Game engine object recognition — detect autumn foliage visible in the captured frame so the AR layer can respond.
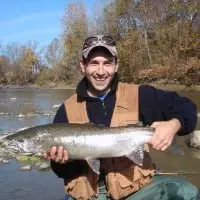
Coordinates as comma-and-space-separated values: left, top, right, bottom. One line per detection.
0, 0, 199, 86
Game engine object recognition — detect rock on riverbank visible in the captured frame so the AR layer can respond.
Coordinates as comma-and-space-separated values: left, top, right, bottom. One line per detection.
187, 130, 200, 149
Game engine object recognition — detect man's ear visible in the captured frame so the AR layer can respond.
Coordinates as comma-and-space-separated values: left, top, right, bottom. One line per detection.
80, 60, 86, 74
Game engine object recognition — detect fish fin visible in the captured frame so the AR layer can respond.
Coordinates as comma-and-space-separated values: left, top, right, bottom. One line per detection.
125, 145, 144, 166
86, 158, 100, 174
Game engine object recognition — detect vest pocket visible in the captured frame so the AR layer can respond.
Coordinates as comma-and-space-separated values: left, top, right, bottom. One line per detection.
106, 163, 153, 200
136, 167, 154, 188
64, 173, 99, 200
106, 163, 136, 200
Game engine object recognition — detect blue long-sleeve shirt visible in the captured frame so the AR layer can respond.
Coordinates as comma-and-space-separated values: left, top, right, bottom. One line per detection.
51, 75, 197, 179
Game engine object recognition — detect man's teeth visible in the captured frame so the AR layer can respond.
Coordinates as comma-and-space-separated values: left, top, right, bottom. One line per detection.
96, 78, 106, 81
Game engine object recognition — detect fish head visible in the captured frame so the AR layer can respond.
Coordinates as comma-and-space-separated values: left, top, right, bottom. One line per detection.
1, 137, 42, 155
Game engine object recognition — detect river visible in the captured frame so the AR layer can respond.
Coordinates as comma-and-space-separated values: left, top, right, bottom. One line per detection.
0, 87, 200, 200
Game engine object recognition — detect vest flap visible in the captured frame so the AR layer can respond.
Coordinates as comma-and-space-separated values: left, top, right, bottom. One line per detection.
110, 83, 139, 127
64, 93, 89, 123
133, 166, 154, 182
116, 173, 133, 188
65, 178, 78, 190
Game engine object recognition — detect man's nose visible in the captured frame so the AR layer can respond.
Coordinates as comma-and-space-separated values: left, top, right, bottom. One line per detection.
96, 64, 105, 75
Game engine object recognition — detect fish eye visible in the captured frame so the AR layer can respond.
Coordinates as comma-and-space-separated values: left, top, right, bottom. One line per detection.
17, 138, 24, 143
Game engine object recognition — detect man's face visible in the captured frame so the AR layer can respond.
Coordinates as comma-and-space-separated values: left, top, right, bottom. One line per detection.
80, 48, 118, 96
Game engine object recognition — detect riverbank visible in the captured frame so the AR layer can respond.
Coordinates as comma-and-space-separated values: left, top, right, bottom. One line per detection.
47, 82, 200, 91
150, 83, 200, 92
0, 82, 76, 90
1, 82, 200, 91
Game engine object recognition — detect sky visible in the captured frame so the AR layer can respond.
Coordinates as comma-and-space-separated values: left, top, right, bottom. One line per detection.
0, 0, 96, 47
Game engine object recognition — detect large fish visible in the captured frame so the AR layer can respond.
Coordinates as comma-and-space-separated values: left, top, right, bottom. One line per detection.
0, 123, 155, 174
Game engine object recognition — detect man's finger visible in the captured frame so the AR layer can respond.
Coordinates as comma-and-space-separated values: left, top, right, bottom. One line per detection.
149, 133, 161, 148
63, 149, 68, 162
161, 145, 169, 151
153, 141, 162, 150
155, 140, 170, 151
50, 146, 57, 160
56, 146, 64, 162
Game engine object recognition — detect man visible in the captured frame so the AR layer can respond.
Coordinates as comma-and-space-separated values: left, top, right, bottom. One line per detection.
44, 35, 198, 199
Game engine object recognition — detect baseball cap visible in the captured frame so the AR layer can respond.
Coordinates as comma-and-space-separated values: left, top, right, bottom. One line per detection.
82, 35, 117, 59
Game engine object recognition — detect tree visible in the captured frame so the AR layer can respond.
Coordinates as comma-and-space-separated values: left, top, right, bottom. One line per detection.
0, 55, 10, 83
4, 42, 22, 83
3, 41, 41, 84
89, 0, 111, 35
117, 29, 147, 82
102, 0, 137, 39
61, 0, 88, 82
45, 38, 64, 81
20, 46, 39, 83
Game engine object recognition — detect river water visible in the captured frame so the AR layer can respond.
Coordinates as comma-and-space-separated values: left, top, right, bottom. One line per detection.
0, 88, 199, 200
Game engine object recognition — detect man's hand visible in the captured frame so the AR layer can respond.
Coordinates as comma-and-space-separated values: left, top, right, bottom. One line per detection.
148, 118, 181, 151
43, 146, 69, 164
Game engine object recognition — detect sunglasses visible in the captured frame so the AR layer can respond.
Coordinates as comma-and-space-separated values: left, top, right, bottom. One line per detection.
83, 36, 116, 50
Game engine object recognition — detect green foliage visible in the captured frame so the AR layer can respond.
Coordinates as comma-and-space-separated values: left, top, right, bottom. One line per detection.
35, 69, 53, 86
17, 155, 41, 164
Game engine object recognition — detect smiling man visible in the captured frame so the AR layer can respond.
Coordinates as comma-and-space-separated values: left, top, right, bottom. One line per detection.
80, 47, 118, 97
44, 35, 198, 200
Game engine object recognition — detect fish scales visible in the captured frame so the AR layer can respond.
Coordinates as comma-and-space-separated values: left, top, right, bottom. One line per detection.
3, 123, 154, 158
1, 123, 154, 174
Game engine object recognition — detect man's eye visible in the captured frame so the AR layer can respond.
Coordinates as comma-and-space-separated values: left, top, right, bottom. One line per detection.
90, 62, 98, 65
105, 62, 113, 66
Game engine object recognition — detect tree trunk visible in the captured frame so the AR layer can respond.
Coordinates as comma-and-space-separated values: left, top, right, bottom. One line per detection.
144, 27, 153, 66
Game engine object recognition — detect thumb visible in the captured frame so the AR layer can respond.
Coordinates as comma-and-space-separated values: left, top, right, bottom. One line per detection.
151, 121, 160, 128
148, 137, 153, 145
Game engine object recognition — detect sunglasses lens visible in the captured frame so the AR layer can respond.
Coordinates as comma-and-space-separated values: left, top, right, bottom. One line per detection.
102, 36, 115, 45
85, 37, 98, 45
83, 36, 115, 50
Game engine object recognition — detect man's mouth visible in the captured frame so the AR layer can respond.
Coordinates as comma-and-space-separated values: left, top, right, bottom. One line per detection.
95, 78, 107, 82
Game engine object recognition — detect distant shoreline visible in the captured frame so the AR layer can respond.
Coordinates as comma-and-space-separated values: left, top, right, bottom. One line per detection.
0, 83, 76, 90
1, 83, 200, 91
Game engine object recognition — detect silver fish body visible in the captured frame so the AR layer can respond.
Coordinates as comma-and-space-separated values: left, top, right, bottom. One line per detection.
1, 123, 154, 173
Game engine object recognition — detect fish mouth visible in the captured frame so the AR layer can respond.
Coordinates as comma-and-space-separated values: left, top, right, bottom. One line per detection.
7, 144, 37, 156
2, 140, 29, 154
18, 152, 36, 156
6, 142, 25, 153
1, 141, 38, 158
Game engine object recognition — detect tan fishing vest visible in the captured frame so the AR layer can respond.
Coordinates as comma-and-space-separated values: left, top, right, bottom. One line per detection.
63, 82, 155, 200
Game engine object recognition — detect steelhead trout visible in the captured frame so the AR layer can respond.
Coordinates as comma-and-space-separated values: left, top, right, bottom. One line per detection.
0, 123, 154, 174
